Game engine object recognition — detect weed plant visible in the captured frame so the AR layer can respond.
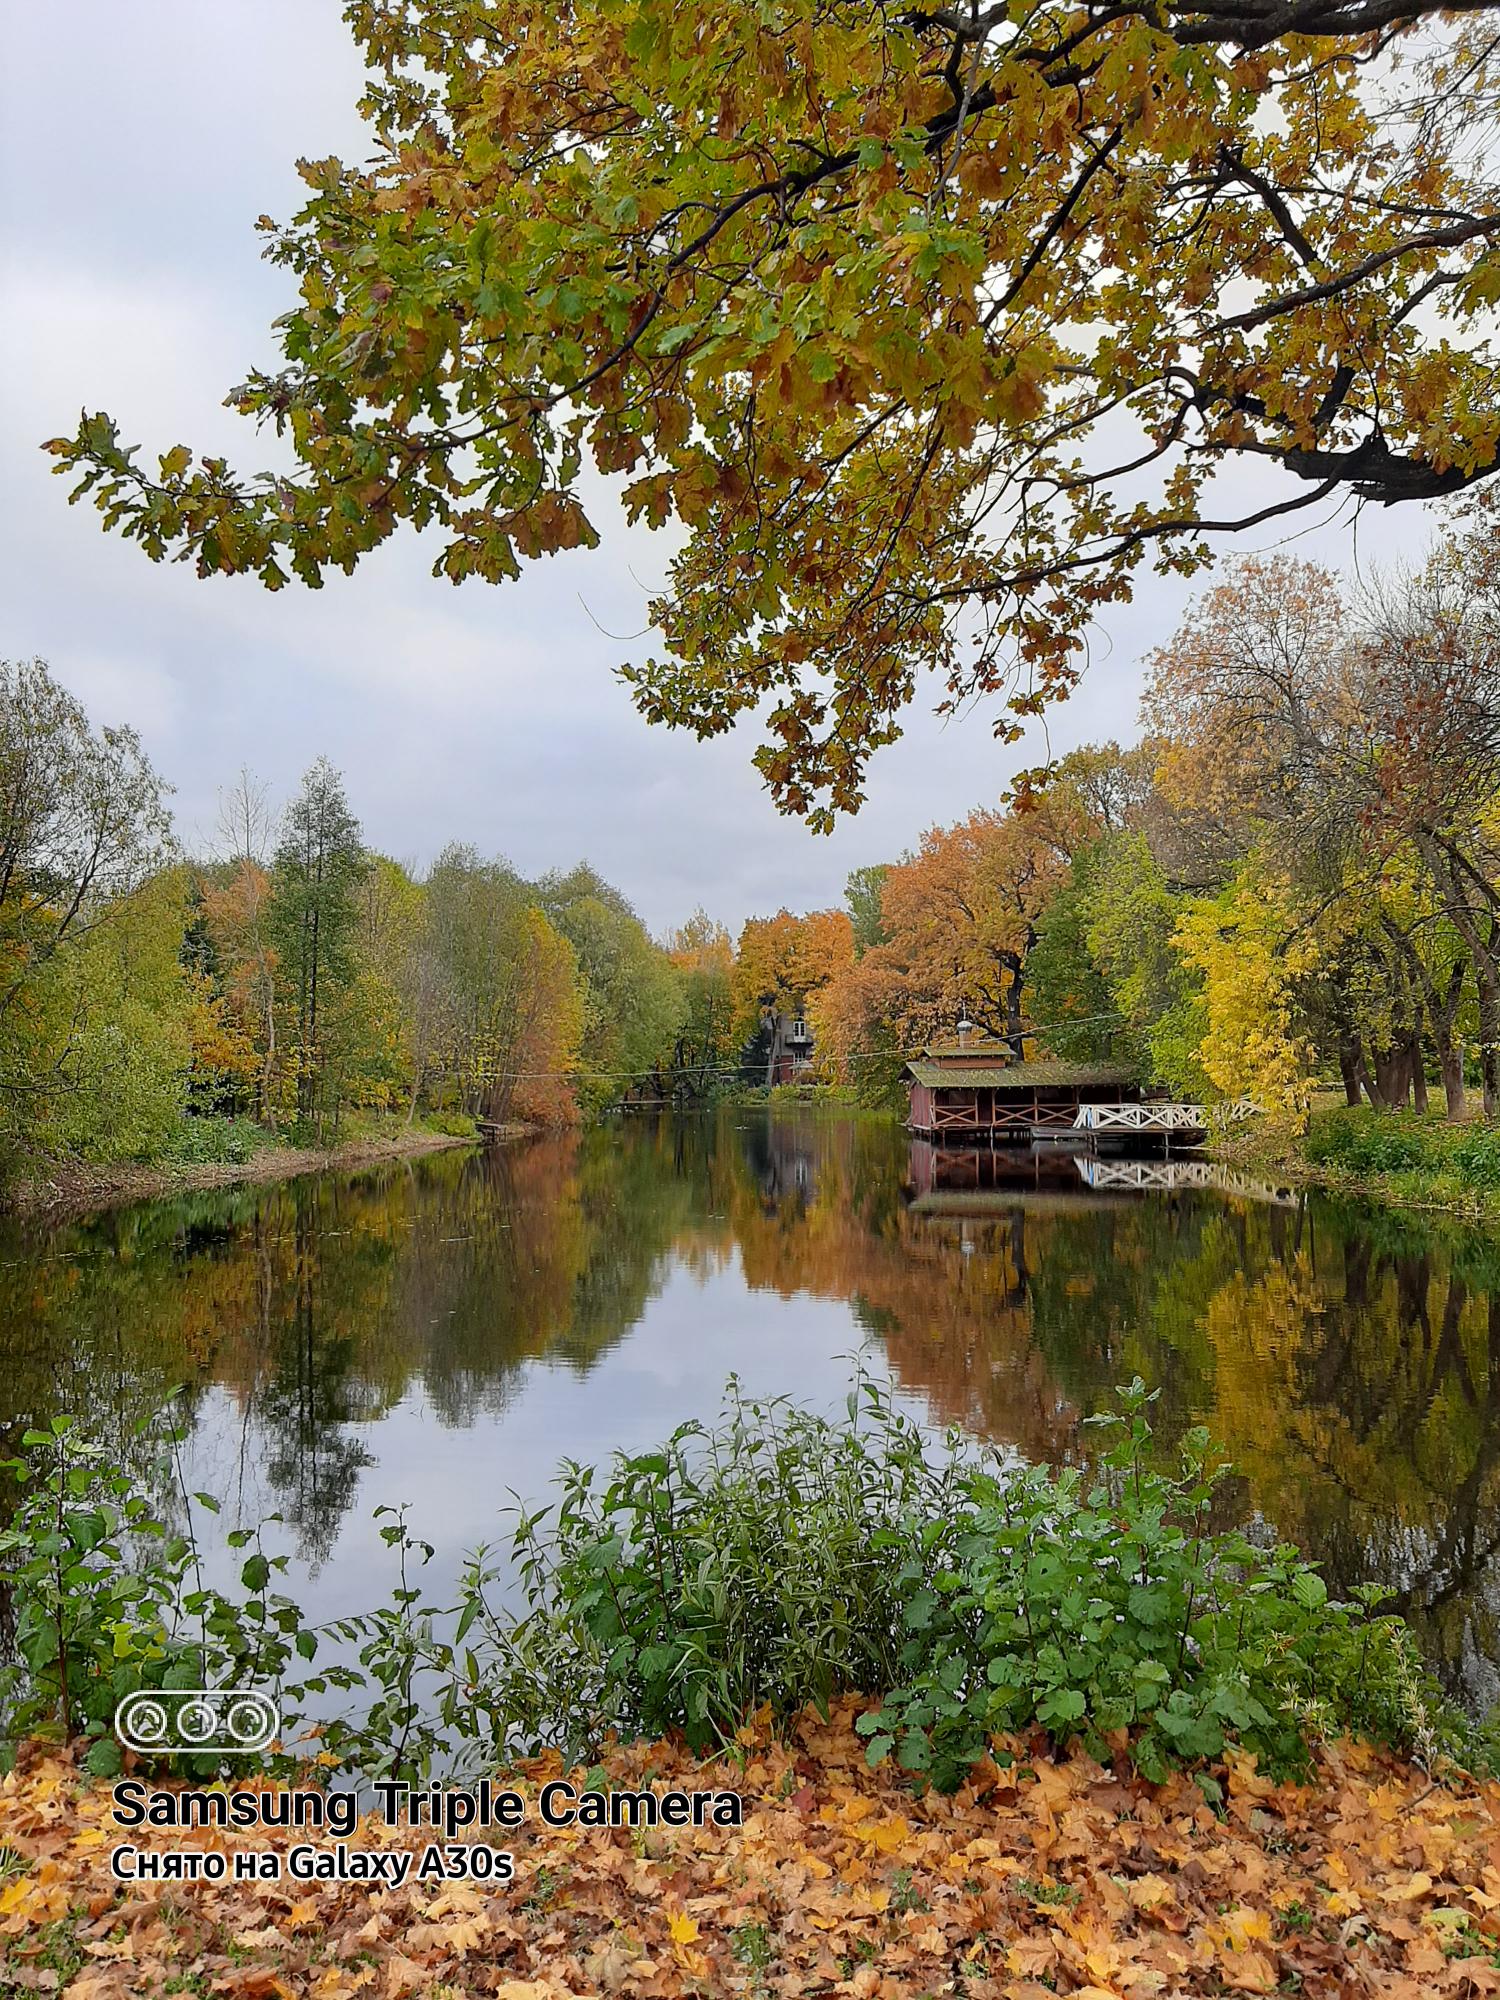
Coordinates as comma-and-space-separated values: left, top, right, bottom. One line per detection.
1, 1380, 1490, 1791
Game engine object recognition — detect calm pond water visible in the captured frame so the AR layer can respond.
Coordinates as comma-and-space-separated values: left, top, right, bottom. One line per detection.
4, 1109, 1500, 1710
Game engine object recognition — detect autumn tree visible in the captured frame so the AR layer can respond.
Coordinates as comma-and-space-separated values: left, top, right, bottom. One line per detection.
267, 759, 368, 1132
422, 847, 584, 1125
200, 771, 281, 1122
502, 910, 586, 1127
1145, 548, 1500, 1114
845, 866, 891, 957
732, 909, 855, 1070
1356, 523, 1500, 1113
320, 854, 426, 1117
539, 865, 685, 1106
1027, 844, 1124, 1065
664, 910, 736, 1086
47, 4, 1500, 822
0, 659, 178, 1164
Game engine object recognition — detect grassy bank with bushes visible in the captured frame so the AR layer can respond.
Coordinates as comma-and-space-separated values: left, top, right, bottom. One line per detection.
6, 1111, 487, 1221
1235, 1103, 1500, 1226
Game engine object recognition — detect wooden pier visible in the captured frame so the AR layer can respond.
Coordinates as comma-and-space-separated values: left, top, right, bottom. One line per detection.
1071, 1102, 1207, 1146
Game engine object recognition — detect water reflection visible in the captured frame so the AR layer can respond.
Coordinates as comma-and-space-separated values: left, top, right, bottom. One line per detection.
3, 1112, 1500, 1707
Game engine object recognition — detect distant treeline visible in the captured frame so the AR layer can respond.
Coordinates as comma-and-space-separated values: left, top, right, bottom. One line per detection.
0, 661, 748, 1174
747, 515, 1500, 1131
6, 508, 1498, 1173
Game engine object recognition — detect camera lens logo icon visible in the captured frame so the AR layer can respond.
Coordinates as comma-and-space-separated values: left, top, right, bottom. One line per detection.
115, 1689, 278, 1756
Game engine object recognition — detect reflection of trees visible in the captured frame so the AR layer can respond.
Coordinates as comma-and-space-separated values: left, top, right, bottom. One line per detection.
0, 1133, 703, 1559
1180, 1216, 1500, 1706
703, 1123, 1500, 1704
251, 1180, 377, 1568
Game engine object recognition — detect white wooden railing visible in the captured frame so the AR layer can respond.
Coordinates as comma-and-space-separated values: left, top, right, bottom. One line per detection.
1073, 1102, 1207, 1132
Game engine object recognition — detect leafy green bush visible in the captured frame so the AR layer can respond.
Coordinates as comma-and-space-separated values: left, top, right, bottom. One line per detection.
858, 1385, 1439, 1787
153, 1115, 261, 1167
480, 1381, 962, 1757
422, 1110, 480, 1138
1452, 1126, 1500, 1190
1, 1384, 1486, 1793
1305, 1107, 1435, 1174
1306, 1107, 1500, 1199
479, 1380, 1471, 1788
0, 1417, 331, 1776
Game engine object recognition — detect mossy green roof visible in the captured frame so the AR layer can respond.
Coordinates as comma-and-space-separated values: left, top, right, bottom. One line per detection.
903, 1060, 1138, 1091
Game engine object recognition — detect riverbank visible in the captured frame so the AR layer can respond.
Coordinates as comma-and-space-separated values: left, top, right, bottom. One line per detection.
3, 1121, 510, 1224
2, 1706, 1494, 1998
1219, 1102, 1500, 1230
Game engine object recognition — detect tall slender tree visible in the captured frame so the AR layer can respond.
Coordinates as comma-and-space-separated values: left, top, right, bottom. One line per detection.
268, 759, 367, 1131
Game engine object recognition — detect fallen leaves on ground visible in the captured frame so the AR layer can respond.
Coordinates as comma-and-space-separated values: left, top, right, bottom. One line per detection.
3, 1703, 1500, 1997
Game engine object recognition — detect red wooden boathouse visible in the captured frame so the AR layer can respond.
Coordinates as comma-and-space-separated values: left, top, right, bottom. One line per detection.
903, 1040, 1143, 1142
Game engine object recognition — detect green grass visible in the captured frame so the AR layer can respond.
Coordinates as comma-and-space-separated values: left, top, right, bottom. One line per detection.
1299, 1105, 1500, 1218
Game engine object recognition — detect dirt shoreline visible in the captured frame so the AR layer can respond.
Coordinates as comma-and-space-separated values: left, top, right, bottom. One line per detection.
4, 1127, 516, 1225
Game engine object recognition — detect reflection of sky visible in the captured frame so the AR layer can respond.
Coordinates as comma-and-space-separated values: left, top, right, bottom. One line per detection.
173, 1250, 910, 1628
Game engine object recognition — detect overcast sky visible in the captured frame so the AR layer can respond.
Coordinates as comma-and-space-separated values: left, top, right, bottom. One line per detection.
0, 2, 1441, 934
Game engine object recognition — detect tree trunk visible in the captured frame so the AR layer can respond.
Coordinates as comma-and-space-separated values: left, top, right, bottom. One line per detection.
1348, 1041, 1383, 1109
1478, 976, 1500, 1119
1000, 953, 1026, 1059
1438, 1043, 1467, 1122
1370, 1046, 1404, 1108
260, 966, 278, 1131
1337, 1045, 1362, 1107
1416, 829, 1499, 1118
1381, 912, 1468, 1123
1409, 1041, 1429, 1114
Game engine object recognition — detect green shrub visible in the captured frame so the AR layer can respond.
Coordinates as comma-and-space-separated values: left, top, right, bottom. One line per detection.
1306, 1107, 1500, 1198
1, 1383, 1487, 1793
0, 1418, 337, 1777
480, 1380, 960, 1758
153, 1115, 261, 1167
1305, 1107, 1434, 1174
1452, 1127, 1500, 1190
422, 1110, 480, 1138
479, 1379, 1473, 1788
859, 1385, 1441, 1787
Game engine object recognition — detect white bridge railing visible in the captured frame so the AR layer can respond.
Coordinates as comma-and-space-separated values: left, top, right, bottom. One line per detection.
1073, 1102, 1206, 1132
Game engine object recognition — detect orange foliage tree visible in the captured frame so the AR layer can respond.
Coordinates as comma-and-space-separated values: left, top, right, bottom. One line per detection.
815, 776, 1099, 1088
198, 859, 281, 1124
731, 909, 855, 1051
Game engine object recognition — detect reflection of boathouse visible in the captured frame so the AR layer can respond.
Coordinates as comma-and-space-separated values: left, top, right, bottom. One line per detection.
903, 1041, 1143, 1142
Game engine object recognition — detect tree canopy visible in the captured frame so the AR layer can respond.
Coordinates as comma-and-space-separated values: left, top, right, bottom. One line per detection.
44, 0, 1500, 822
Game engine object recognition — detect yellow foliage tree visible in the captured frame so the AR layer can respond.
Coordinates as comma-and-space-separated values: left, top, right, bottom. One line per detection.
1173, 873, 1320, 1132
